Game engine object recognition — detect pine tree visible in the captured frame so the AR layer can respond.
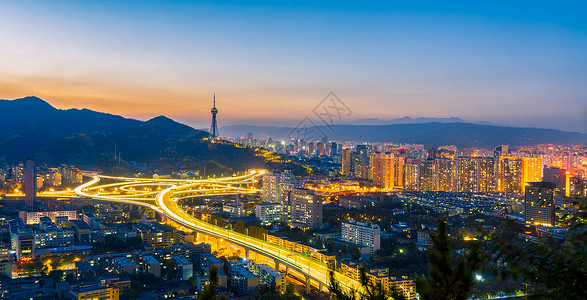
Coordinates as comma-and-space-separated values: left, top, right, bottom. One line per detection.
415, 218, 483, 300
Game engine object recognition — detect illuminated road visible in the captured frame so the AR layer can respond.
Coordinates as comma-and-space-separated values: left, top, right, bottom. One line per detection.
70, 170, 360, 293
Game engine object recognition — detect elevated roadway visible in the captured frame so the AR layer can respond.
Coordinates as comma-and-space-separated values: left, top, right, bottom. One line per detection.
71, 171, 360, 293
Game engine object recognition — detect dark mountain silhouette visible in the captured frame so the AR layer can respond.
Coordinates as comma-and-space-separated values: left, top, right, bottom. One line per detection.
221, 123, 586, 149
0, 97, 277, 175
0, 96, 142, 141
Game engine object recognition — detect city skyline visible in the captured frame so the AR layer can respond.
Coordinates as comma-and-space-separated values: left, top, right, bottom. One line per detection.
1, 1, 586, 132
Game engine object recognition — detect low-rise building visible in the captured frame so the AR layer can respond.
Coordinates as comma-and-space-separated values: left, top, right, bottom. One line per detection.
139, 255, 161, 277
341, 220, 381, 255
229, 261, 260, 296
200, 253, 224, 274
112, 257, 136, 275
172, 255, 193, 280
416, 231, 432, 250
70, 285, 119, 300
255, 202, 282, 224
253, 264, 286, 294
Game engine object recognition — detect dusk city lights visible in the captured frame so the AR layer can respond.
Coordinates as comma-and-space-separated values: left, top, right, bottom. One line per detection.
0, 1, 585, 300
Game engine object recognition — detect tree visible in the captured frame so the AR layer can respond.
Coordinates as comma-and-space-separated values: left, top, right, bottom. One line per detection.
415, 218, 483, 300
234, 220, 246, 234
492, 196, 587, 299
200, 265, 227, 300
350, 244, 362, 261
329, 266, 406, 300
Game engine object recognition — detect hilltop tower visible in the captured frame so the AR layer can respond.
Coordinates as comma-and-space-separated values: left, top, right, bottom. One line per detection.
210, 94, 218, 138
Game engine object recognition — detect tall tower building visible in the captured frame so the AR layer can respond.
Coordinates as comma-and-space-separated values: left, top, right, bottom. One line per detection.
456, 157, 478, 193
393, 156, 405, 188
524, 182, 555, 227
404, 159, 421, 191
522, 157, 543, 188
499, 156, 523, 194
543, 167, 566, 196
420, 161, 438, 192
477, 157, 497, 193
24, 157, 36, 210
341, 148, 351, 176
210, 94, 219, 138
370, 152, 394, 190
289, 188, 322, 229
436, 158, 457, 192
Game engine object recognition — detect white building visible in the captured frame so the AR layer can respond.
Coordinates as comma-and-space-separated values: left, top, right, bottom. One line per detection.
19, 210, 77, 225
255, 202, 282, 225
416, 231, 432, 251
341, 220, 380, 255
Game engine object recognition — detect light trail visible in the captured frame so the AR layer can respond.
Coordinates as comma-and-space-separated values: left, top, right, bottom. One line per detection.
69, 170, 360, 293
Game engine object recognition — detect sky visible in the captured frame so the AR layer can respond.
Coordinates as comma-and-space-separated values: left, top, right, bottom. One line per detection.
0, 1, 586, 132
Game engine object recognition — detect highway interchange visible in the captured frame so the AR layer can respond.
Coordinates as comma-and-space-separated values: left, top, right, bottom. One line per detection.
70, 170, 361, 294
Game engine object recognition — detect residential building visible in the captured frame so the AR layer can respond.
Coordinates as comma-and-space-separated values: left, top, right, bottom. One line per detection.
24, 157, 36, 209
499, 157, 523, 193
524, 182, 556, 227
289, 188, 322, 229
370, 152, 394, 190
253, 264, 286, 294
70, 285, 119, 300
112, 257, 136, 275
522, 157, 543, 187
173, 255, 193, 280
341, 220, 380, 255
229, 261, 260, 296
18, 210, 77, 225
255, 202, 282, 224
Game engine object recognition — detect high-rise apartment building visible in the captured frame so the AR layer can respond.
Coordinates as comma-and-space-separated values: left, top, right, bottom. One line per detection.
420, 161, 437, 192
499, 157, 523, 194
522, 157, 543, 188
477, 157, 497, 193
262, 170, 295, 222
543, 167, 566, 196
342, 148, 351, 176
24, 157, 36, 209
341, 220, 381, 255
524, 182, 555, 227
289, 188, 322, 229
262, 172, 280, 203
456, 157, 477, 193
404, 159, 420, 191
371, 152, 394, 190
393, 156, 405, 188
436, 158, 457, 192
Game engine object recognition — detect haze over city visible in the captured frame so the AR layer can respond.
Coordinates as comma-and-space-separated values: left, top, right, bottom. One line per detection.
1, 1, 586, 131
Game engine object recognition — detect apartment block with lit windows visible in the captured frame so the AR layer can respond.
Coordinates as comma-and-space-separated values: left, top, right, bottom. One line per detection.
289, 188, 323, 229
370, 152, 395, 190
499, 157, 523, 193
524, 182, 555, 227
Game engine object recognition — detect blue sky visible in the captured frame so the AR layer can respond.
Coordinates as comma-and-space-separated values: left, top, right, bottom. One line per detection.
0, 1, 585, 132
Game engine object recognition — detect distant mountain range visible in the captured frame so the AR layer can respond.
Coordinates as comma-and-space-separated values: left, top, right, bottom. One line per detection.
221, 122, 586, 149
341, 116, 497, 126
0, 97, 271, 174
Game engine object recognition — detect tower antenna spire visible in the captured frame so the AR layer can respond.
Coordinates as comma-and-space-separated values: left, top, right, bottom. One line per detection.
210, 93, 219, 138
